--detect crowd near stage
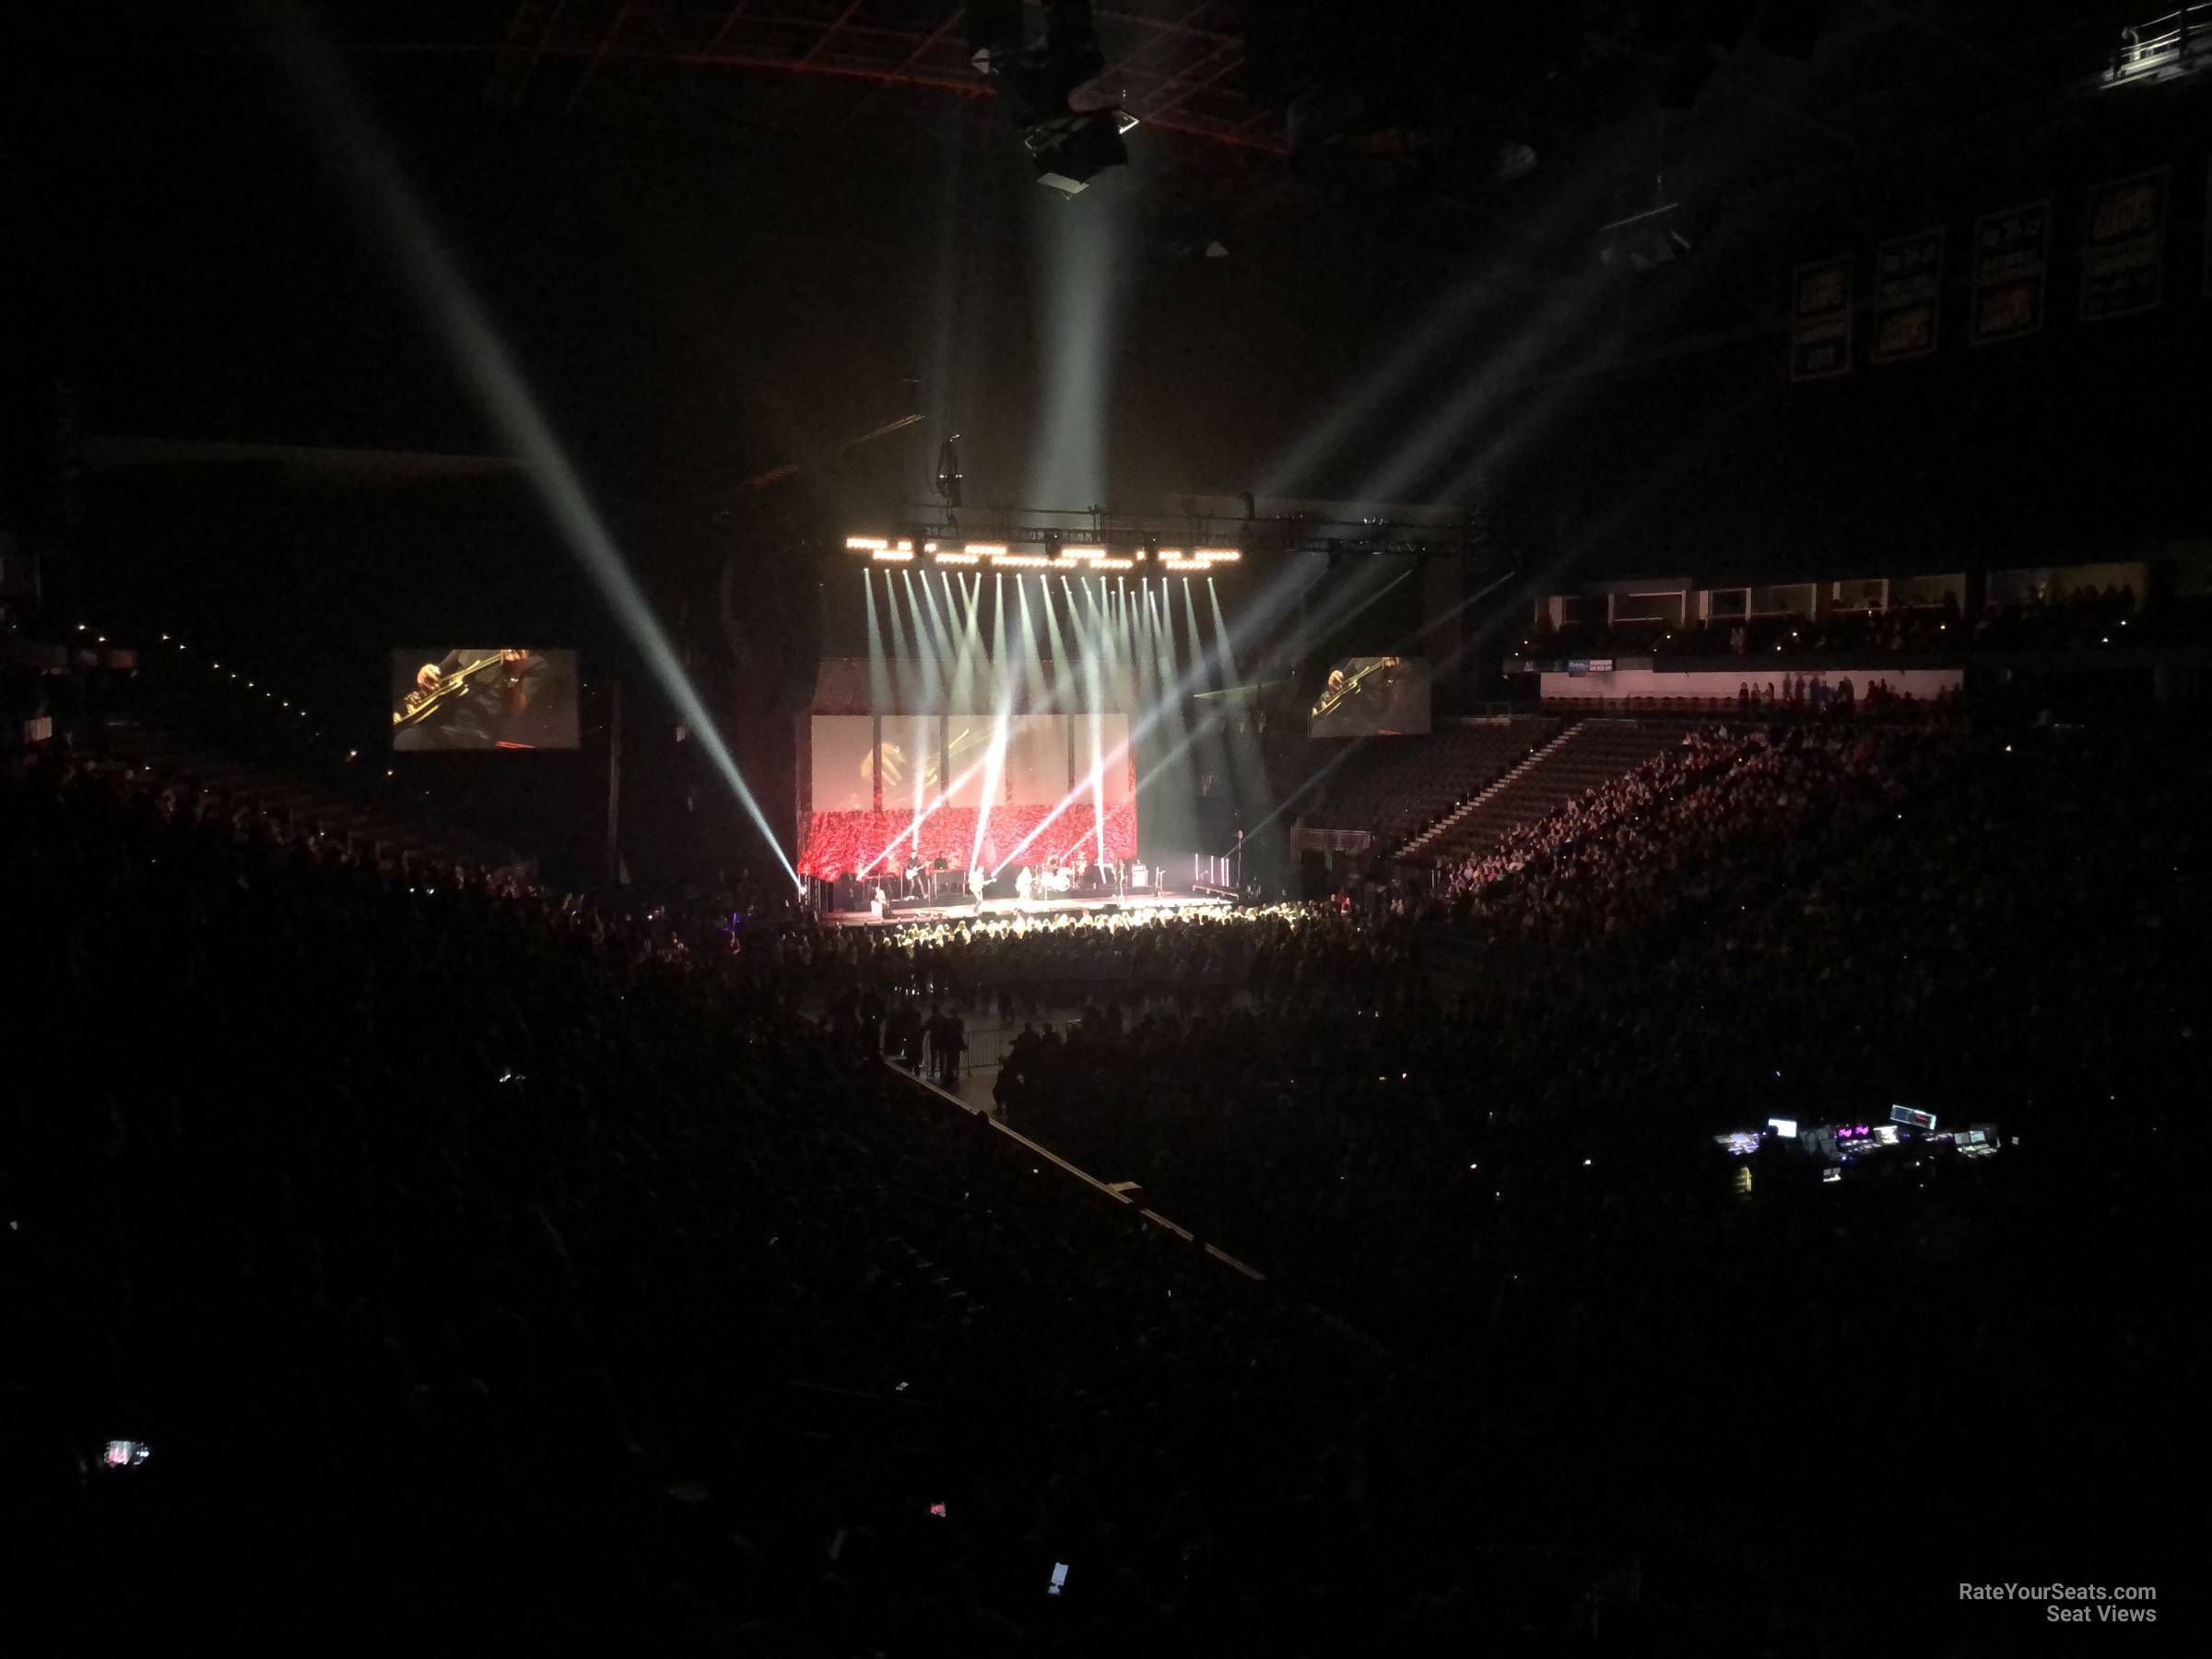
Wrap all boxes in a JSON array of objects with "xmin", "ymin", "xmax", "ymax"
[
  {"xmin": 824, "ymin": 888, "xmax": 1233, "ymax": 929},
  {"xmin": 818, "ymin": 855, "xmax": 1237, "ymax": 929}
]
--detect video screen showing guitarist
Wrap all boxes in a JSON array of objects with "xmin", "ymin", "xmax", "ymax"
[
  {"xmin": 393, "ymin": 648, "xmax": 573, "ymax": 750},
  {"xmin": 1310, "ymin": 655, "xmax": 1430, "ymax": 737}
]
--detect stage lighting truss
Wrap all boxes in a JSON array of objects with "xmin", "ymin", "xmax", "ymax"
[
  {"xmin": 848, "ymin": 535, "xmax": 917, "ymax": 560},
  {"xmin": 844, "ymin": 535, "xmax": 1235, "ymax": 574},
  {"xmin": 1159, "ymin": 547, "xmax": 1239, "ymax": 572}
]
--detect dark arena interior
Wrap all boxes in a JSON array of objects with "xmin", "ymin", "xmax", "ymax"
[{"xmin": 5, "ymin": 3, "xmax": 2206, "ymax": 1650}]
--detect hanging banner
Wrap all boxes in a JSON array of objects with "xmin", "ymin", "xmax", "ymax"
[
  {"xmin": 2080, "ymin": 167, "xmax": 2168, "ymax": 321},
  {"xmin": 1970, "ymin": 200, "xmax": 2050, "ymax": 346},
  {"xmin": 1789, "ymin": 254, "xmax": 1853, "ymax": 382},
  {"xmin": 1870, "ymin": 229, "xmax": 1944, "ymax": 364}
]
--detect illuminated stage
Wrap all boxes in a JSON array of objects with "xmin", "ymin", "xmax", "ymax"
[
  {"xmin": 800, "ymin": 535, "xmax": 1272, "ymax": 902},
  {"xmin": 826, "ymin": 889, "xmax": 1232, "ymax": 930}
]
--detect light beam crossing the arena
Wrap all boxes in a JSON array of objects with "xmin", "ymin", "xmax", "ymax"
[
  {"xmin": 278, "ymin": 15, "xmax": 799, "ymax": 887},
  {"xmin": 968, "ymin": 574, "xmax": 1017, "ymax": 872},
  {"xmin": 1206, "ymin": 577, "xmax": 1277, "ymax": 855},
  {"xmin": 863, "ymin": 570, "xmax": 894, "ymax": 729}
]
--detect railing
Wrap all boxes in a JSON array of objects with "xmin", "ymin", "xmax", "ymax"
[
  {"xmin": 2104, "ymin": 6, "xmax": 2212, "ymax": 83},
  {"xmin": 1192, "ymin": 850, "xmax": 1242, "ymax": 889},
  {"xmin": 1292, "ymin": 826, "xmax": 1375, "ymax": 854}
]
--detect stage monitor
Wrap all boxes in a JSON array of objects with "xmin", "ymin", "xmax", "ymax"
[
  {"xmin": 1311, "ymin": 655, "xmax": 1430, "ymax": 736},
  {"xmin": 391, "ymin": 648, "xmax": 579, "ymax": 750}
]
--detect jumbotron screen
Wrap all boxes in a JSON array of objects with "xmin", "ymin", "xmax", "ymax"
[
  {"xmin": 1310, "ymin": 655, "xmax": 1430, "ymax": 736},
  {"xmin": 390, "ymin": 648, "xmax": 580, "ymax": 750}
]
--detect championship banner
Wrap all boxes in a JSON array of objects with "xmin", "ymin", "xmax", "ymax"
[
  {"xmin": 1790, "ymin": 254, "xmax": 1853, "ymax": 382},
  {"xmin": 1970, "ymin": 200, "xmax": 2049, "ymax": 346},
  {"xmin": 2081, "ymin": 167, "xmax": 2168, "ymax": 321},
  {"xmin": 1870, "ymin": 229, "xmax": 1944, "ymax": 364}
]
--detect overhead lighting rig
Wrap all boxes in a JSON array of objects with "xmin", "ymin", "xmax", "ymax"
[{"xmin": 968, "ymin": 0, "xmax": 1131, "ymax": 194}]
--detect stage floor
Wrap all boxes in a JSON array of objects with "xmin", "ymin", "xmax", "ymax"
[{"xmin": 827, "ymin": 890, "xmax": 1234, "ymax": 930}]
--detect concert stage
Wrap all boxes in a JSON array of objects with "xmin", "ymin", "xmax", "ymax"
[{"xmin": 827, "ymin": 889, "xmax": 1233, "ymax": 930}]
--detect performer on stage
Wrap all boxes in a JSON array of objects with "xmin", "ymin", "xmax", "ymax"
[
  {"xmin": 1015, "ymin": 865, "xmax": 1034, "ymax": 908},
  {"xmin": 869, "ymin": 884, "xmax": 888, "ymax": 921},
  {"xmin": 969, "ymin": 864, "xmax": 987, "ymax": 912}
]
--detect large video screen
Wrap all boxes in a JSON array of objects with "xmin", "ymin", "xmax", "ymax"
[
  {"xmin": 806, "ymin": 715, "xmax": 1123, "ymax": 811},
  {"xmin": 810, "ymin": 715, "xmax": 876, "ymax": 814},
  {"xmin": 391, "ymin": 648, "xmax": 580, "ymax": 750},
  {"xmin": 878, "ymin": 714, "xmax": 943, "ymax": 806},
  {"xmin": 1003, "ymin": 715, "xmax": 1071, "ymax": 805},
  {"xmin": 1310, "ymin": 655, "xmax": 1430, "ymax": 737}
]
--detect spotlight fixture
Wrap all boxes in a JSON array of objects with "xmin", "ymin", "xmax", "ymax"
[
  {"xmin": 1026, "ymin": 112, "xmax": 1130, "ymax": 196},
  {"xmin": 971, "ymin": 0, "xmax": 1128, "ymax": 195}
]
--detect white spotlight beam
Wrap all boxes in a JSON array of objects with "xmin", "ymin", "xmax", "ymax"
[
  {"xmin": 282, "ymin": 20, "xmax": 798, "ymax": 884},
  {"xmin": 970, "ymin": 577, "xmax": 1017, "ymax": 871},
  {"xmin": 859, "ymin": 747, "xmax": 999, "ymax": 876}
]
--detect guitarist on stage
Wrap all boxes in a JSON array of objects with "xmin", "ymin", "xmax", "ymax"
[{"xmin": 395, "ymin": 648, "xmax": 550, "ymax": 749}]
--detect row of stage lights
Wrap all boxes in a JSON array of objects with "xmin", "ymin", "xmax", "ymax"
[{"xmin": 844, "ymin": 536, "xmax": 1242, "ymax": 575}]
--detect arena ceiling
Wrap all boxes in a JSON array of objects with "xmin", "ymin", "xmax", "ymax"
[
  {"xmin": 478, "ymin": 1, "xmax": 1292, "ymax": 151},
  {"xmin": 457, "ymin": 2, "xmax": 2152, "ymax": 153},
  {"xmin": 315, "ymin": 1, "xmax": 2166, "ymax": 265}
]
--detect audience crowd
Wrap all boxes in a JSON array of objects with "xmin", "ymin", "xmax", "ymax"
[
  {"xmin": 6, "ymin": 744, "xmax": 1712, "ymax": 1650},
  {"xmin": 813, "ymin": 712, "xmax": 2198, "ymax": 1619},
  {"xmin": 8, "ymin": 695, "xmax": 2198, "ymax": 1647}
]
